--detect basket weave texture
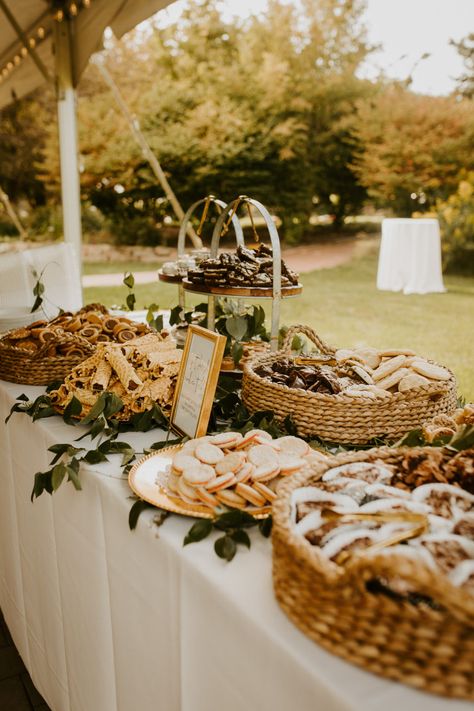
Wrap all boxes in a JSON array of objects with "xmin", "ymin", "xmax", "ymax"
[
  {"xmin": 272, "ymin": 447, "xmax": 474, "ymax": 699},
  {"xmin": 242, "ymin": 325, "xmax": 457, "ymax": 444},
  {"xmin": 0, "ymin": 331, "xmax": 94, "ymax": 386}
]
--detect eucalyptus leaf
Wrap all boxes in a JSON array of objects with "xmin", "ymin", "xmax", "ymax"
[
  {"xmin": 214, "ymin": 535, "xmax": 237, "ymax": 561},
  {"xmin": 31, "ymin": 295, "xmax": 43, "ymax": 313},
  {"xmin": 66, "ymin": 464, "xmax": 82, "ymax": 491},
  {"xmin": 51, "ymin": 463, "xmax": 66, "ymax": 491},
  {"xmin": 226, "ymin": 315, "xmax": 247, "ymax": 342},
  {"xmin": 183, "ymin": 519, "xmax": 213, "ymax": 545}
]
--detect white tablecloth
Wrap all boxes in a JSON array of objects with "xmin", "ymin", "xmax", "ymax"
[
  {"xmin": 377, "ymin": 219, "xmax": 445, "ymax": 294},
  {"xmin": 0, "ymin": 379, "xmax": 470, "ymax": 711}
]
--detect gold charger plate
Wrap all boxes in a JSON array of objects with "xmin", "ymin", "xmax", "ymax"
[{"xmin": 128, "ymin": 444, "xmax": 271, "ymax": 519}]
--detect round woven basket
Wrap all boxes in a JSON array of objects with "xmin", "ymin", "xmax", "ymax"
[
  {"xmin": 0, "ymin": 332, "xmax": 94, "ymax": 386},
  {"xmin": 272, "ymin": 447, "xmax": 474, "ymax": 699},
  {"xmin": 242, "ymin": 325, "xmax": 457, "ymax": 444}
]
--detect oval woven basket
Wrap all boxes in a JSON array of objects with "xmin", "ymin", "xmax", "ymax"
[
  {"xmin": 242, "ymin": 325, "xmax": 457, "ymax": 444},
  {"xmin": 0, "ymin": 331, "xmax": 95, "ymax": 386},
  {"xmin": 272, "ymin": 447, "xmax": 474, "ymax": 699}
]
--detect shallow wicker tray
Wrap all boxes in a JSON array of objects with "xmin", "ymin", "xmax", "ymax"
[
  {"xmin": 242, "ymin": 325, "xmax": 457, "ymax": 444},
  {"xmin": 0, "ymin": 331, "xmax": 94, "ymax": 386},
  {"xmin": 272, "ymin": 447, "xmax": 474, "ymax": 699}
]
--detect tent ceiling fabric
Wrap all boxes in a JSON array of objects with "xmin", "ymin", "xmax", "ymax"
[{"xmin": 0, "ymin": 0, "xmax": 174, "ymax": 110}]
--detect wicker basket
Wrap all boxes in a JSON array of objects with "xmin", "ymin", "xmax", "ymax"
[
  {"xmin": 272, "ymin": 447, "xmax": 474, "ymax": 699},
  {"xmin": 242, "ymin": 325, "xmax": 457, "ymax": 444},
  {"xmin": 0, "ymin": 331, "xmax": 94, "ymax": 386}
]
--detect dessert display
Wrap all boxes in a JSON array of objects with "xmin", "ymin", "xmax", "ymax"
[
  {"xmin": 186, "ymin": 244, "xmax": 299, "ymax": 289},
  {"xmin": 49, "ymin": 332, "xmax": 181, "ymax": 419},
  {"xmin": 160, "ymin": 432, "xmax": 324, "ymax": 513},
  {"xmin": 290, "ymin": 449, "xmax": 474, "ymax": 597},
  {"xmin": 254, "ymin": 348, "xmax": 453, "ymax": 398},
  {"xmin": 0, "ymin": 303, "xmax": 151, "ymax": 355}
]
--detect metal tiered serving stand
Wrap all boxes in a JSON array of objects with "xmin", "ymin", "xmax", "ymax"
[{"xmin": 182, "ymin": 195, "xmax": 302, "ymax": 351}]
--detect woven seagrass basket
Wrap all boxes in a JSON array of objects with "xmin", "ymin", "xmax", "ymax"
[
  {"xmin": 272, "ymin": 447, "xmax": 474, "ymax": 699},
  {"xmin": 242, "ymin": 325, "xmax": 457, "ymax": 444},
  {"xmin": 0, "ymin": 331, "xmax": 94, "ymax": 386}
]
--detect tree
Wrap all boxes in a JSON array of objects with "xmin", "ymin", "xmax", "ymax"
[
  {"xmin": 451, "ymin": 33, "xmax": 474, "ymax": 99},
  {"xmin": 351, "ymin": 84, "xmax": 474, "ymax": 215}
]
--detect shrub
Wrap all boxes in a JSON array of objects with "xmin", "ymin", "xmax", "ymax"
[{"xmin": 437, "ymin": 173, "xmax": 474, "ymax": 274}]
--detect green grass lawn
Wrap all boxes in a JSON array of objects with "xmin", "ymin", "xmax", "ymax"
[
  {"xmin": 83, "ymin": 260, "xmax": 163, "ymax": 275},
  {"xmin": 83, "ymin": 254, "xmax": 474, "ymax": 400}
]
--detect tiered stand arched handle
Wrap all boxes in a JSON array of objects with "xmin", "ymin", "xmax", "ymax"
[
  {"xmin": 282, "ymin": 325, "xmax": 336, "ymax": 356},
  {"xmin": 210, "ymin": 196, "xmax": 284, "ymax": 351},
  {"xmin": 171, "ymin": 195, "xmax": 244, "ymax": 308}
]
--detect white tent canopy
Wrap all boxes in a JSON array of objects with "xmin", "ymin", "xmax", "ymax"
[{"xmin": 0, "ymin": 0, "xmax": 175, "ymax": 256}]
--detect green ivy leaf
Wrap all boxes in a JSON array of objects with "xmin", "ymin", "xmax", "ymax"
[
  {"xmin": 258, "ymin": 516, "xmax": 273, "ymax": 538},
  {"xmin": 225, "ymin": 315, "xmax": 248, "ymax": 342},
  {"xmin": 103, "ymin": 393, "xmax": 124, "ymax": 419},
  {"xmin": 48, "ymin": 442, "xmax": 84, "ymax": 465},
  {"xmin": 214, "ymin": 510, "xmax": 256, "ymax": 531},
  {"xmin": 31, "ymin": 469, "xmax": 54, "ymax": 501},
  {"xmin": 230, "ymin": 529, "xmax": 251, "ymax": 548},
  {"xmin": 126, "ymin": 293, "xmax": 136, "ymax": 311},
  {"xmin": 169, "ymin": 305, "xmax": 183, "ymax": 326},
  {"xmin": 63, "ymin": 395, "xmax": 82, "ymax": 423},
  {"xmin": 447, "ymin": 424, "xmax": 474, "ymax": 452},
  {"xmin": 214, "ymin": 535, "xmax": 237, "ymax": 561},
  {"xmin": 396, "ymin": 429, "xmax": 426, "ymax": 447},
  {"xmin": 152, "ymin": 314, "xmax": 164, "ymax": 331},
  {"xmin": 231, "ymin": 341, "xmax": 244, "ymax": 366},
  {"xmin": 51, "ymin": 463, "xmax": 67, "ymax": 491},
  {"xmin": 79, "ymin": 394, "xmax": 107, "ymax": 424},
  {"xmin": 30, "ymin": 294, "xmax": 43, "ymax": 313},
  {"xmin": 82, "ymin": 450, "xmax": 109, "ymax": 465},
  {"xmin": 66, "ymin": 463, "xmax": 82, "ymax": 491},
  {"xmin": 128, "ymin": 499, "xmax": 154, "ymax": 530},
  {"xmin": 123, "ymin": 272, "xmax": 135, "ymax": 289},
  {"xmin": 183, "ymin": 519, "xmax": 213, "ymax": 545}
]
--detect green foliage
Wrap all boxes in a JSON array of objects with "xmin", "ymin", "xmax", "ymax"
[
  {"xmin": 436, "ymin": 173, "xmax": 474, "ymax": 273},
  {"xmin": 451, "ymin": 33, "xmax": 474, "ymax": 99}
]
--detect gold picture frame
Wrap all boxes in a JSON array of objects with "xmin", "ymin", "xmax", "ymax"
[{"xmin": 170, "ymin": 325, "xmax": 226, "ymax": 439}]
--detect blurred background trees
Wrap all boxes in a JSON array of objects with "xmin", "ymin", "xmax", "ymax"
[{"xmin": 0, "ymin": 0, "xmax": 473, "ymax": 269}]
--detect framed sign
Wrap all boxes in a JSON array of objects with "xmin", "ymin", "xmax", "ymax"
[{"xmin": 170, "ymin": 325, "xmax": 226, "ymax": 438}]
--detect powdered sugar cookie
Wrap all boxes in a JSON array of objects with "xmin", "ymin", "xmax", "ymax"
[
  {"xmin": 215, "ymin": 489, "xmax": 247, "ymax": 509},
  {"xmin": 248, "ymin": 444, "xmax": 279, "ymax": 467},
  {"xmin": 172, "ymin": 453, "xmax": 200, "ymax": 472},
  {"xmin": 252, "ymin": 462, "xmax": 280, "ymax": 482},
  {"xmin": 167, "ymin": 471, "xmax": 180, "ymax": 494},
  {"xmin": 182, "ymin": 463, "xmax": 215, "ymax": 486},
  {"xmin": 210, "ymin": 431, "xmax": 243, "ymax": 449},
  {"xmin": 181, "ymin": 437, "xmax": 211, "ymax": 455},
  {"xmin": 205, "ymin": 471, "xmax": 235, "ymax": 492},
  {"xmin": 279, "ymin": 454, "xmax": 306, "ymax": 474},
  {"xmin": 215, "ymin": 452, "xmax": 246, "ymax": 475},
  {"xmin": 234, "ymin": 462, "xmax": 254, "ymax": 484},
  {"xmin": 235, "ymin": 482, "xmax": 266, "ymax": 507},
  {"xmin": 275, "ymin": 436, "xmax": 309, "ymax": 457},
  {"xmin": 178, "ymin": 476, "xmax": 199, "ymax": 502},
  {"xmin": 195, "ymin": 442, "xmax": 225, "ymax": 465},
  {"xmin": 253, "ymin": 481, "xmax": 277, "ymax": 502},
  {"xmin": 195, "ymin": 486, "xmax": 219, "ymax": 509}
]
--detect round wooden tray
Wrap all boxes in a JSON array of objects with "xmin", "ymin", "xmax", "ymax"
[
  {"xmin": 158, "ymin": 271, "xmax": 184, "ymax": 284},
  {"xmin": 182, "ymin": 278, "xmax": 303, "ymax": 298}
]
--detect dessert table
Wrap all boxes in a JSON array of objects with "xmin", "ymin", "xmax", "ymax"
[
  {"xmin": 0, "ymin": 378, "xmax": 470, "ymax": 711},
  {"xmin": 377, "ymin": 218, "xmax": 446, "ymax": 294}
]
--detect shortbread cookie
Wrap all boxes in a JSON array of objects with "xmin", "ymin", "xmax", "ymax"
[
  {"xmin": 172, "ymin": 453, "xmax": 200, "ymax": 473},
  {"xmin": 411, "ymin": 360, "xmax": 451, "ymax": 381},
  {"xmin": 253, "ymin": 481, "xmax": 277, "ymax": 502},
  {"xmin": 206, "ymin": 471, "xmax": 235, "ymax": 492},
  {"xmin": 275, "ymin": 436, "xmax": 309, "ymax": 457},
  {"xmin": 398, "ymin": 373, "xmax": 431, "ymax": 392},
  {"xmin": 195, "ymin": 442, "xmax": 225, "ymax": 465},
  {"xmin": 216, "ymin": 489, "xmax": 247, "ymax": 509},
  {"xmin": 235, "ymin": 482, "xmax": 267, "ymax": 507},
  {"xmin": 376, "ymin": 367, "xmax": 411, "ymax": 390},
  {"xmin": 215, "ymin": 452, "xmax": 246, "ymax": 475},
  {"xmin": 182, "ymin": 463, "xmax": 215, "ymax": 486},
  {"xmin": 248, "ymin": 444, "xmax": 279, "ymax": 467},
  {"xmin": 372, "ymin": 355, "xmax": 406, "ymax": 382}
]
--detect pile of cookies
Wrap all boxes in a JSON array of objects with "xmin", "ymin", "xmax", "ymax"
[
  {"xmin": 291, "ymin": 452, "xmax": 474, "ymax": 596},
  {"xmin": 187, "ymin": 244, "xmax": 299, "ymax": 289},
  {"xmin": 422, "ymin": 403, "xmax": 474, "ymax": 443},
  {"xmin": 164, "ymin": 431, "xmax": 322, "ymax": 512},
  {"xmin": 254, "ymin": 347, "xmax": 453, "ymax": 398},
  {"xmin": 0, "ymin": 303, "xmax": 150, "ymax": 357},
  {"xmin": 49, "ymin": 332, "xmax": 181, "ymax": 419}
]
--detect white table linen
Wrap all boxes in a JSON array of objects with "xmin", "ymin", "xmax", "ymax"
[
  {"xmin": 377, "ymin": 218, "xmax": 445, "ymax": 294},
  {"xmin": 0, "ymin": 379, "xmax": 470, "ymax": 711}
]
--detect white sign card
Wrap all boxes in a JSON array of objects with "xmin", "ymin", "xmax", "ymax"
[{"xmin": 170, "ymin": 325, "xmax": 226, "ymax": 439}]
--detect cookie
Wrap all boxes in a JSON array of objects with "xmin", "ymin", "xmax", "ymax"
[
  {"xmin": 195, "ymin": 443, "xmax": 225, "ymax": 465},
  {"xmin": 182, "ymin": 463, "xmax": 216, "ymax": 486},
  {"xmin": 248, "ymin": 444, "xmax": 279, "ymax": 467},
  {"xmin": 372, "ymin": 355, "xmax": 406, "ymax": 382},
  {"xmin": 215, "ymin": 452, "xmax": 246, "ymax": 475},
  {"xmin": 398, "ymin": 373, "xmax": 431, "ymax": 392},
  {"xmin": 178, "ymin": 476, "xmax": 199, "ymax": 502},
  {"xmin": 376, "ymin": 367, "xmax": 411, "ymax": 390},
  {"xmin": 275, "ymin": 436, "xmax": 309, "ymax": 458},
  {"xmin": 234, "ymin": 462, "xmax": 254, "ymax": 484},
  {"xmin": 205, "ymin": 471, "xmax": 235, "ymax": 492},
  {"xmin": 215, "ymin": 489, "xmax": 247, "ymax": 510},
  {"xmin": 235, "ymin": 482, "xmax": 267, "ymax": 507},
  {"xmin": 253, "ymin": 481, "xmax": 277, "ymax": 502},
  {"xmin": 353, "ymin": 347, "xmax": 381, "ymax": 370},
  {"xmin": 351, "ymin": 364, "xmax": 374, "ymax": 385},
  {"xmin": 210, "ymin": 432, "xmax": 243, "ymax": 449},
  {"xmin": 279, "ymin": 454, "xmax": 306, "ymax": 474},
  {"xmin": 195, "ymin": 486, "xmax": 219, "ymax": 508},
  {"xmin": 411, "ymin": 360, "xmax": 451, "ymax": 381},
  {"xmin": 172, "ymin": 453, "xmax": 201, "ymax": 473},
  {"xmin": 379, "ymin": 349, "xmax": 416, "ymax": 357},
  {"xmin": 252, "ymin": 463, "xmax": 280, "ymax": 482}
]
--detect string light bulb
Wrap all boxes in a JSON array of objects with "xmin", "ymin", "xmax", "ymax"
[
  {"xmin": 37, "ymin": 27, "xmax": 45, "ymax": 39},
  {"xmin": 21, "ymin": 46, "xmax": 28, "ymax": 56},
  {"xmin": 69, "ymin": 3, "xmax": 78, "ymax": 16},
  {"xmin": 55, "ymin": 9, "xmax": 64, "ymax": 22},
  {"xmin": 28, "ymin": 37, "xmax": 36, "ymax": 48},
  {"xmin": 13, "ymin": 55, "xmax": 21, "ymax": 65}
]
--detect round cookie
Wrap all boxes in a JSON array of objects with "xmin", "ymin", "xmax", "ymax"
[
  {"xmin": 178, "ymin": 476, "xmax": 199, "ymax": 502},
  {"xmin": 275, "ymin": 436, "xmax": 309, "ymax": 457},
  {"xmin": 182, "ymin": 463, "xmax": 215, "ymax": 486},
  {"xmin": 205, "ymin": 471, "xmax": 235, "ymax": 492},
  {"xmin": 195, "ymin": 442, "xmax": 225, "ymax": 465},
  {"xmin": 215, "ymin": 489, "xmax": 247, "ymax": 510},
  {"xmin": 210, "ymin": 431, "xmax": 243, "ymax": 449},
  {"xmin": 172, "ymin": 453, "xmax": 200, "ymax": 473},
  {"xmin": 252, "ymin": 463, "xmax": 280, "ymax": 482},
  {"xmin": 235, "ymin": 482, "xmax": 267, "ymax": 507},
  {"xmin": 279, "ymin": 454, "xmax": 306, "ymax": 474},
  {"xmin": 234, "ymin": 462, "xmax": 254, "ymax": 484},
  {"xmin": 248, "ymin": 444, "xmax": 279, "ymax": 467},
  {"xmin": 253, "ymin": 481, "xmax": 277, "ymax": 502},
  {"xmin": 215, "ymin": 452, "xmax": 246, "ymax": 475},
  {"xmin": 195, "ymin": 486, "xmax": 219, "ymax": 509}
]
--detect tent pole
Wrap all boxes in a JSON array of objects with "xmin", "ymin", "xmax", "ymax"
[{"xmin": 54, "ymin": 18, "xmax": 82, "ymax": 268}]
